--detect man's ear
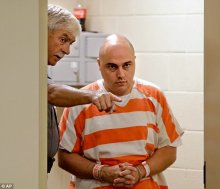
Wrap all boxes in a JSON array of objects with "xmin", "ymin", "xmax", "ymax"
[{"xmin": 97, "ymin": 58, "xmax": 101, "ymax": 70}]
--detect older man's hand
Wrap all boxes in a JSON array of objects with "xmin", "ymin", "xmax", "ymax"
[{"xmin": 92, "ymin": 91, "xmax": 122, "ymax": 113}]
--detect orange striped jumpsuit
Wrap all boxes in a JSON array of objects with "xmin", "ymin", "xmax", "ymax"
[{"xmin": 59, "ymin": 78, "xmax": 184, "ymax": 189}]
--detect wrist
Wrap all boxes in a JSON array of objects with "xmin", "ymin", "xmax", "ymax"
[
  {"xmin": 135, "ymin": 164, "xmax": 145, "ymax": 180},
  {"xmin": 142, "ymin": 161, "xmax": 151, "ymax": 177},
  {"xmin": 86, "ymin": 90, "xmax": 95, "ymax": 103},
  {"xmin": 92, "ymin": 164, "xmax": 107, "ymax": 181},
  {"xmin": 135, "ymin": 166, "xmax": 142, "ymax": 182},
  {"xmin": 135, "ymin": 161, "xmax": 151, "ymax": 182}
]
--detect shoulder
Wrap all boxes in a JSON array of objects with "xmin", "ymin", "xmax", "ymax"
[
  {"xmin": 134, "ymin": 78, "xmax": 163, "ymax": 97},
  {"xmin": 134, "ymin": 78, "xmax": 169, "ymax": 109},
  {"xmin": 81, "ymin": 80, "xmax": 102, "ymax": 91}
]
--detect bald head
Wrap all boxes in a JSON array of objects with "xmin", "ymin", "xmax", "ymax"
[{"xmin": 99, "ymin": 34, "xmax": 135, "ymax": 60}]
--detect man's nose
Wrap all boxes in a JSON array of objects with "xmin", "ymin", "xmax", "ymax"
[
  {"xmin": 116, "ymin": 67, "xmax": 125, "ymax": 78},
  {"xmin": 62, "ymin": 43, "xmax": 70, "ymax": 55}
]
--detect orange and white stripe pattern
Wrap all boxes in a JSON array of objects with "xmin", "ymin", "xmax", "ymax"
[{"xmin": 59, "ymin": 78, "xmax": 183, "ymax": 189}]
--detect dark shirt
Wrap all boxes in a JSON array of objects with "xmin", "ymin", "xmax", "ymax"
[{"xmin": 47, "ymin": 77, "xmax": 59, "ymax": 173}]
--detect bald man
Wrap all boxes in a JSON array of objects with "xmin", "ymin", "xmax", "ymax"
[{"xmin": 58, "ymin": 34, "xmax": 184, "ymax": 189}]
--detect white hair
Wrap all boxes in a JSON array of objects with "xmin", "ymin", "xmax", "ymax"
[{"xmin": 48, "ymin": 4, "xmax": 81, "ymax": 36}]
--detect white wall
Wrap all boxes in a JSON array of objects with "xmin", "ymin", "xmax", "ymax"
[
  {"xmin": 48, "ymin": 0, "xmax": 204, "ymax": 189},
  {"xmin": 0, "ymin": 0, "xmax": 47, "ymax": 189}
]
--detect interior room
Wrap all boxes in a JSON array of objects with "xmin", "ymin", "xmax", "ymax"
[
  {"xmin": 2, "ymin": 0, "xmax": 220, "ymax": 189},
  {"xmin": 47, "ymin": 0, "xmax": 204, "ymax": 189}
]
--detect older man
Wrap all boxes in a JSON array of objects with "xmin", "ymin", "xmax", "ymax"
[
  {"xmin": 58, "ymin": 34, "xmax": 184, "ymax": 188},
  {"xmin": 47, "ymin": 5, "xmax": 121, "ymax": 173}
]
